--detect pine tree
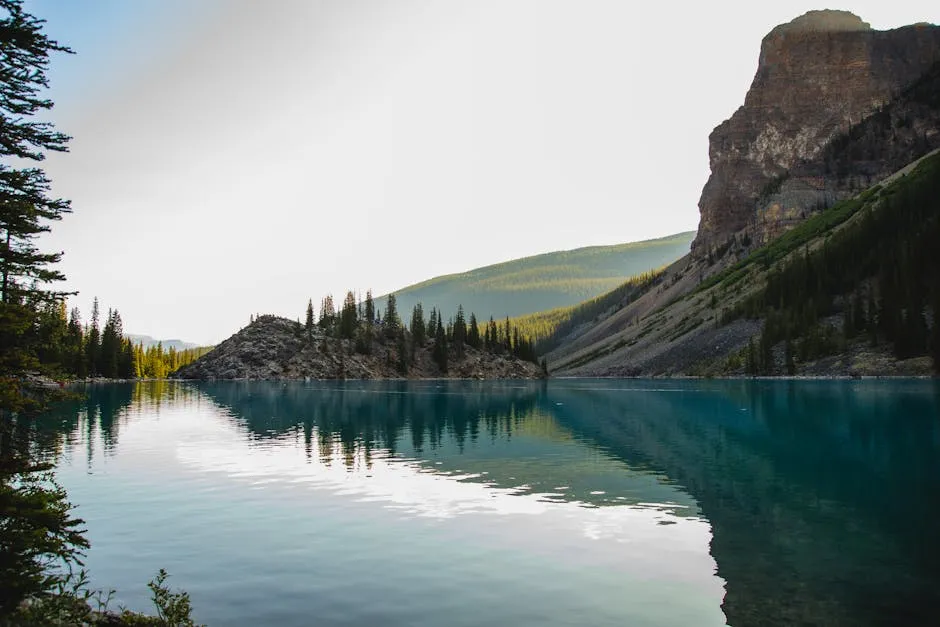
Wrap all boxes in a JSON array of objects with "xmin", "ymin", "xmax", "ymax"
[
  {"xmin": 319, "ymin": 294, "xmax": 335, "ymax": 331},
  {"xmin": 453, "ymin": 305, "xmax": 467, "ymax": 357},
  {"xmin": 305, "ymin": 299, "xmax": 315, "ymax": 341},
  {"xmin": 410, "ymin": 303, "xmax": 426, "ymax": 346},
  {"xmin": 85, "ymin": 297, "xmax": 100, "ymax": 376},
  {"xmin": 119, "ymin": 338, "xmax": 135, "ymax": 378},
  {"xmin": 384, "ymin": 293, "xmax": 399, "ymax": 337},
  {"xmin": 427, "ymin": 307, "xmax": 438, "ymax": 339},
  {"xmin": 99, "ymin": 308, "xmax": 122, "ymax": 378},
  {"xmin": 365, "ymin": 290, "xmax": 375, "ymax": 325},
  {"xmin": 0, "ymin": 1, "xmax": 72, "ymax": 306},
  {"xmin": 468, "ymin": 313, "xmax": 480, "ymax": 349},
  {"xmin": 340, "ymin": 291, "xmax": 358, "ymax": 339},
  {"xmin": 65, "ymin": 306, "xmax": 84, "ymax": 377}
]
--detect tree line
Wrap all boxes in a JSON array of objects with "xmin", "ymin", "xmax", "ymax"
[
  {"xmin": 730, "ymin": 152, "xmax": 940, "ymax": 374},
  {"xmin": 32, "ymin": 296, "xmax": 212, "ymax": 379},
  {"xmin": 296, "ymin": 289, "xmax": 540, "ymax": 374}
]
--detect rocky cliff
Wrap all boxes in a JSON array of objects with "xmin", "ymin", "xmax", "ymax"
[
  {"xmin": 692, "ymin": 10, "xmax": 940, "ymax": 254},
  {"xmin": 174, "ymin": 315, "xmax": 541, "ymax": 380}
]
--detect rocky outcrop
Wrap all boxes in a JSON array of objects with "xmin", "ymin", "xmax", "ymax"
[
  {"xmin": 692, "ymin": 10, "xmax": 940, "ymax": 254},
  {"xmin": 174, "ymin": 315, "xmax": 542, "ymax": 380}
]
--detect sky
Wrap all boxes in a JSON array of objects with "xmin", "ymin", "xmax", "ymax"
[{"xmin": 22, "ymin": 0, "xmax": 939, "ymax": 344}]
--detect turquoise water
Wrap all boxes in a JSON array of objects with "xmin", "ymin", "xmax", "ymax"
[{"xmin": 37, "ymin": 379, "xmax": 940, "ymax": 626}]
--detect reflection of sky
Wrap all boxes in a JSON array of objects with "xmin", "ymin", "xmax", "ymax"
[
  {"xmin": 162, "ymin": 397, "xmax": 705, "ymax": 540},
  {"xmin": 52, "ymin": 386, "xmax": 729, "ymax": 626}
]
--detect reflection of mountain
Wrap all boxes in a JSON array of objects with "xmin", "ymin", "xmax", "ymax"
[
  {"xmin": 546, "ymin": 380, "xmax": 940, "ymax": 627},
  {"xmin": 192, "ymin": 380, "xmax": 697, "ymax": 513}
]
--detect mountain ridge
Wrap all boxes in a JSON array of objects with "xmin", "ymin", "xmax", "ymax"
[{"xmin": 377, "ymin": 231, "xmax": 694, "ymax": 323}]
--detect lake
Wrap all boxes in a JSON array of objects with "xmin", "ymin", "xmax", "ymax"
[{"xmin": 36, "ymin": 379, "xmax": 940, "ymax": 626}]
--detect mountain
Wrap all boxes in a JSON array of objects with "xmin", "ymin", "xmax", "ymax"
[
  {"xmin": 541, "ymin": 12, "xmax": 940, "ymax": 377},
  {"xmin": 125, "ymin": 334, "xmax": 199, "ymax": 351},
  {"xmin": 378, "ymin": 231, "xmax": 694, "ymax": 322},
  {"xmin": 693, "ymin": 10, "xmax": 940, "ymax": 254}
]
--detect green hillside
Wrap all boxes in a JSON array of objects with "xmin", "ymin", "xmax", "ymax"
[{"xmin": 379, "ymin": 231, "xmax": 694, "ymax": 321}]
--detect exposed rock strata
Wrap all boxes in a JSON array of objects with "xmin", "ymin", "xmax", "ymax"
[{"xmin": 693, "ymin": 11, "xmax": 940, "ymax": 253}]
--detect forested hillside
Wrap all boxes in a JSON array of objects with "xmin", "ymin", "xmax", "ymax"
[
  {"xmin": 377, "ymin": 231, "xmax": 693, "ymax": 322},
  {"xmin": 731, "ymin": 152, "xmax": 940, "ymax": 374},
  {"xmin": 543, "ymin": 151, "xmax": 940, "ymax": 376}
]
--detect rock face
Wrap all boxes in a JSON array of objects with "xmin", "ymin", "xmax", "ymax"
[
  {"xmin": 174, "ymin": 315, "xmax": 542, "ymax": 380},
  {"xmin": 692, "ymin": 11, "xmax": 940, "ymax": 254}
]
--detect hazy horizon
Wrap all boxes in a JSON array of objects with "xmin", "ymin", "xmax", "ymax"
[{"xmin": 26, "ymin": 0, "xmax": 938, "ymax": 344}]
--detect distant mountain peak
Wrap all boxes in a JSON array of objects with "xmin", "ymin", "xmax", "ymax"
[{"xmin": 126, "ymin": 334, "xmax": 199, "ymax": 350}]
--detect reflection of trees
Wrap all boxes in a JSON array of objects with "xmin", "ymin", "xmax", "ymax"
[
  {"xmin": 194, "ymin": 380, "xmax": 548, "ymax": 462},
  {"xmin": 547, "ymin": 380, "xmax": 940, "ymax": 627},
  {"xmin": 34, "ymin": 382, "xmax": 201, "ymax": 463}
]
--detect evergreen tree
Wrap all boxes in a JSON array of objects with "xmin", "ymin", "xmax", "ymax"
[
  {"xmin": 339, "ymin": 291, "xmax": 358, "ymax": 339},
  {"xmin": 85, "ymin": 297, "xmax": 100, "ymax": 376},
  {"xmin": 384, "ymin": 293, "xmax": 399, "ymax": 337},
  {"xmin": 319, "ymin": 294, "xmax": 335, "ymax": 331},
  {"xmin": 410, "ymin": 303, "xmax": 426, "ymax": 346},
  {"xmin": 99, "ymin": 308, "xmax": 121, "ymax": 378},
  {"xmin": 468, "ymin": 313, "xmax": 480, "ymax": 349},
  {"xmin": 65, "ymin": 306, "xmax": 84, "ymax": 377},
  {"xmin": 305, "ymin": 299, "xmax": 314, "ymax": 341},
  {"xmin": 365, "ymin": 290, "xmax": 375, "ymax": 325},
  {"xmin": 427, "ymin": 307, "xmax": 438, "ymax": 339},
  {"xmin": 453, "ymin": 305, "xmax": 467, "ymax": 357},
  {"xmin": 0, "ymin": 0, "xmax": 72, "ymax": 306}
]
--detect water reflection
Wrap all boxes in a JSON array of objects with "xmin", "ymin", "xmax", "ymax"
[{"xmin": 38, "ymin": 379, "xmax": 940, "ymax": 627}]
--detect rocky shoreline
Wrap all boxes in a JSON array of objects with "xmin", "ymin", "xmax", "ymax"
[{"xmin": 173, "ymin": 315, "xmax": 544, "ymax": 381}]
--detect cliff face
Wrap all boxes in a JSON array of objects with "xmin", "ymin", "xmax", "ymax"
[{"xmin": 692, "ymin": 11, "xmax": 940, "ymax": 253}]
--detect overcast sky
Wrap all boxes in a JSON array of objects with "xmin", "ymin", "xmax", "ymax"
[{"xmin": 24, "ymin": 1, "xmax": 938, "ymax": 344}]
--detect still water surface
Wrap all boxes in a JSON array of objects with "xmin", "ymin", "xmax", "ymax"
[{"xmin": 37, "ymin": 379, "xmax": 940, "ymax": 626}]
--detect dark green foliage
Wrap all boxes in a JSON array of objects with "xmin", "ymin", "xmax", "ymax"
[
  {"xmin": 339, "ymin": 291, "xmax": 358, "ymax": 339},
  {"xmin": 384, "ymin": 293, "xmax": 399, "ymax": 338},
  {"xmin": 410, "ymin": 303, "xmax": 426, "ymax": 347},
  {"xmin": 468, "ymin": 313, "xmax": 480, "ymax": 349},
  {"xmin": 453, "ymin": 306, "xmax": 467, "ymax": 357},
  {"xmin": 304, "ymin": 299, "xmax": 314, "ymax": 341},
  {"xmin": 85, "ymin": 298, "xmax": 100, "ymax": 376},
  {"xmin": 427, "ymin": 307, "xmax": 438, "ymax": 339},
  {"xmin": 365, "ymin": 290, "xmax": 375, "ymax": 325},
  {"xmin": 318, "ymin": 294, "xmax": 335, "ymax": 331},
  {"xmin": 0, "ymin": 0, "xmax": 72, "ymax": 306},
  {"xmin": 731, "ymin": 153, "xmax": 940, "ymax": 371}
]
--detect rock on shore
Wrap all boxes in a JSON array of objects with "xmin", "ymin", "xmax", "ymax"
[{"xmin": 174, "ymin": 315, "xmax": 542, "ymax": 380}]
